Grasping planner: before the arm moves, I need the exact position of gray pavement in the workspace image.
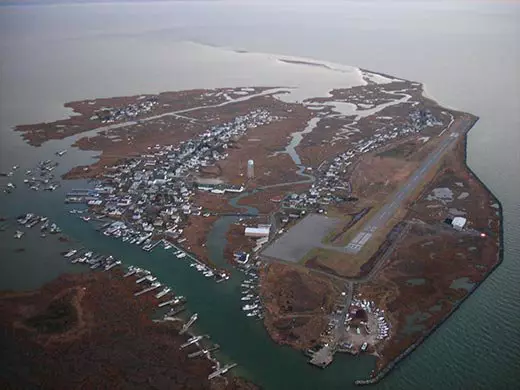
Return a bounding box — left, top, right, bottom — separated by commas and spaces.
262, 214, 340, 263
345, 118, 471, 253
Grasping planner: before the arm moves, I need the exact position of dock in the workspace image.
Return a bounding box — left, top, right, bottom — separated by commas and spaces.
208, 363, 237, 380
166, 305, 186, 317
179, 313, 198, 335
180, 334, 207, 349
143, 240, 161, 252
309, 345, 333, 368
104, 262, 119, 271
158, 298, 177, 308
134, 283, 161, 296
188, 344, 220, 358
123, 269, 137, 278
135, 274, 150, 284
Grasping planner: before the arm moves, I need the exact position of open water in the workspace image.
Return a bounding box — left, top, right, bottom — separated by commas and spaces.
0, 1, 519, 389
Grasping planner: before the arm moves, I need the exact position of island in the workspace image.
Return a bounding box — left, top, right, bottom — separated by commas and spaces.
12, 66, 502, 384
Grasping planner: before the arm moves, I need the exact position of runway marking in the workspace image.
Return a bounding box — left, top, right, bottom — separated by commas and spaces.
345, 128, 463, 253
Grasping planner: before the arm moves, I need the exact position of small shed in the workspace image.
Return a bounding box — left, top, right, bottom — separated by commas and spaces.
452, 217, 467, 231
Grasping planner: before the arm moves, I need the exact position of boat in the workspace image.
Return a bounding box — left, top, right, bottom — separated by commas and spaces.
105, 260, 121, 271
72, 256, 86, 264
155, 287, 171, 299
56, 149, 67, 156
177, 253, 187, 259
64, 249, 77, 258
242, 304, 258, 311
26, 219, 40, 228
14, 230, 24, 239
49, 223, 61, 234
241, 295, 254, 301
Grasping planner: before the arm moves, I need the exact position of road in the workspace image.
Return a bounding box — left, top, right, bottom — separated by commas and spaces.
345, 116, 472, 254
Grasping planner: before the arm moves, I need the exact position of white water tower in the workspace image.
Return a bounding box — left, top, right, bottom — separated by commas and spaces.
247, 159, 255, 179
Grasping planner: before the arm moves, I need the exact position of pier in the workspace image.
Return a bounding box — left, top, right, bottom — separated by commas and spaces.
179, 313, 198, 335
208, 363, 237, 380
188, 344, 220, 358
166, 305, 186, 317
123, 269, 137, 277
104, 262, 119, 271
158, 298, 176, 308
134, 283, 161, 296
135, 274, 150, 284
180, 334, 208, 349
143, 240, 161, 252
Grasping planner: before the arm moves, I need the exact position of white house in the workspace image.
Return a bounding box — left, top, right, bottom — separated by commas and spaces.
452, 217, 467, 231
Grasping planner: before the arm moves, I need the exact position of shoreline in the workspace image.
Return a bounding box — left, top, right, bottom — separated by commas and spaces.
354, 115, 504, 385
5, 77, 503, 387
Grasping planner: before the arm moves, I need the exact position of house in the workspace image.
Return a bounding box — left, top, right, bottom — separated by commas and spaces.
452, 217, 467, 231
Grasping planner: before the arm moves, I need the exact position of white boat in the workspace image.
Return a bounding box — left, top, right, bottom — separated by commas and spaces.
242, 304, 258, 311
177, 253, 186, 259
64, 249, 77, 258
155, 287, 171, 299
14, 230, 24, 239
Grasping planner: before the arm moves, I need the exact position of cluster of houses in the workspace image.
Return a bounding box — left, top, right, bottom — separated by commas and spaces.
72, 109, 278, 252
93, 97, 159, 123
281, 109, 442, 210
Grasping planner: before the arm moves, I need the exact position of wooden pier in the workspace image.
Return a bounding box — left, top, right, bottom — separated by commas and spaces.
208, 363, 237, 380
179, 313, 198, 335
188, 344, 220, 359
134, 283, 161, 296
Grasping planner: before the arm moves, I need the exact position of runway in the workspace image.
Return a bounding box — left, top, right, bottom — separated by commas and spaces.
345, 117, 472, 254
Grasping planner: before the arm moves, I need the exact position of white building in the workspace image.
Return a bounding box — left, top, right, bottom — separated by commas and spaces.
452, 217, 467, 231
245, 226, 270, 238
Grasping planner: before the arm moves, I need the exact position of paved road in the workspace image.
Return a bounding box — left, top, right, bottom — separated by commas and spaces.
345, 117, 472, 254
